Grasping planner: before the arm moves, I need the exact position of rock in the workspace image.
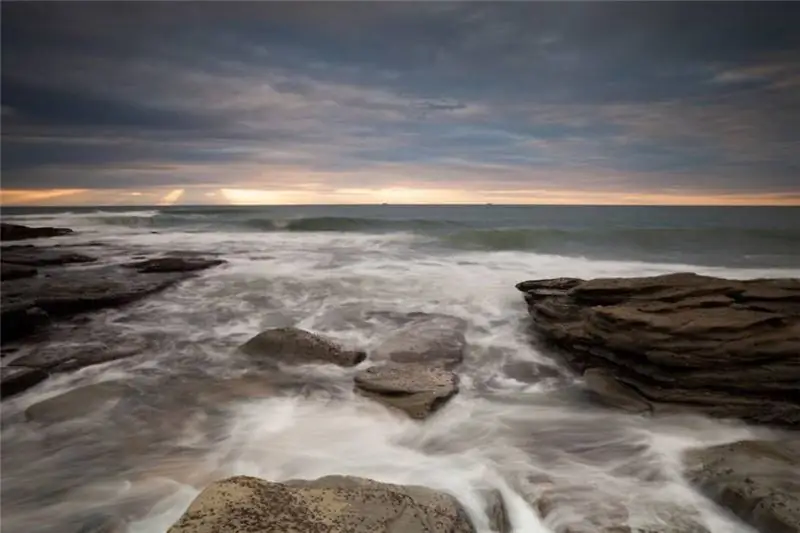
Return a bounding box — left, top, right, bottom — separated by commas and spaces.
0, 366, 48, 398
1, 267, 188, 343
0, 223, 73, 241
24, 381, 133, 423
1, 262, 37, 280
354, 363, 459, 419
684, 439, 800, 533
124, 257, 226, 273
582, 368, 651, 414
1, 248, 96, 266
239, 327, 366, 367
372, 314, 467, 370
516, 273, 800, 427
166, 475, 477, 533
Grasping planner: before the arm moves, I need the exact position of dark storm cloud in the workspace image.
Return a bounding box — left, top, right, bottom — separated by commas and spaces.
1, 1, 799, 198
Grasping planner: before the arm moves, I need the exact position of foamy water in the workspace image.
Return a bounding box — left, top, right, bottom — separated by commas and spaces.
2, 206, 797, 533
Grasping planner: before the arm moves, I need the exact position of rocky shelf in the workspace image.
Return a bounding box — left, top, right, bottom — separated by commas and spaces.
516, 272, 800, 427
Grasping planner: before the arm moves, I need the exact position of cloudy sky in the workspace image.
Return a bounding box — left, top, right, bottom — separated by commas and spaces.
2, 2, 799, 206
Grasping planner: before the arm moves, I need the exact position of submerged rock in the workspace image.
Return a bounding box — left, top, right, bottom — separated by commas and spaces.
1, 262, 37, 281
354, 362, 459, 419
372, 314, 467, 370
1, 267, 188, 345
684, 439, 800, 533
239, 327, 366, 367
24, 381, 134, 423
167, 475, 480, 533
124, 256, 226, 273
1, 248, 97, 266
516, 273, 800, 427
1, 223, 73, 241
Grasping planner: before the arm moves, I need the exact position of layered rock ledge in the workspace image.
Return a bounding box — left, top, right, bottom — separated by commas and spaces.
516, 272, 800, 427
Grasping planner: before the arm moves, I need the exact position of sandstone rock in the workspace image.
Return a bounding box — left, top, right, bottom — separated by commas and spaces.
354, 363, 459, 419
516, 273, 800, 426
1, 223, 73, 241
372, 314, 467, 369
0, 366, 48, 398
1, 262, 37, 280
167, 475, 478, 533
239, 327, 366, 367
124, 257, 226, 273
582, 368, 651, 414
1, 248, 96, 266
1, 267, 188, 344
684, 439, 800, 533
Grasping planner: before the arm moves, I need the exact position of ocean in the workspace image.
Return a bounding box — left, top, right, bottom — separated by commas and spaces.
1, 204, 798, 533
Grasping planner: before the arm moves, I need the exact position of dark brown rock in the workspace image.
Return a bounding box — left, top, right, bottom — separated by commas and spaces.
166, 475, 479, 533
124, 257, 226, 273
354, 362, 459, 419
684, 439, 800, 533
1, 248, 96, 266
1, 262, 37, 281
516, 273, 800, 426
1, 366, 48, 398
1, 223, 73, 241
239, 327, 366, 367
1, 267, 188, 344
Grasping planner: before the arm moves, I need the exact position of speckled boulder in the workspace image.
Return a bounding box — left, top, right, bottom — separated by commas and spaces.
166, 475, 478, 533
239, 327, 366, 368
354, 363, 459, 419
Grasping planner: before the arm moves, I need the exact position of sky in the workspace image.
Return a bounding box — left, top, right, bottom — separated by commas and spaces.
2, 1, 799, 206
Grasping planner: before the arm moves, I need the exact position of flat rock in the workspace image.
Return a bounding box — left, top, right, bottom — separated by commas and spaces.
1, 262, 37, 281
354, 363, 459, 419
516, 273, 800, 427
372, 314, 467, 370
1, 267, 188, 344
24, 381, 134, 423
0, 366, 48, 398
167, 475, 479, 533
1, 223, 73, 241
124, 256, 226, 273
6, 340, 146, 373
239, 327, 366, 367
684, 439, 800, 533
1, 248, 97, 266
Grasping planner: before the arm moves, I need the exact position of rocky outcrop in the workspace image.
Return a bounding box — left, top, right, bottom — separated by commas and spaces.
1, 248, 97, 266
239, 327, 366, 367
354, 363, 459, 419
0, 367, 48, 398
1, 223, 73, 241
1, 262, 37, 281
372, 314, 467, 370
167, 475, 485, 533
1, 267, 188, 344
516, 273, 800, 426
684, 439, 800, 533
124, 257, 226, 273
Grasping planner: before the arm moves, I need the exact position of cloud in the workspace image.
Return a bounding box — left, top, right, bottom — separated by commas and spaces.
1, 2, 799, 204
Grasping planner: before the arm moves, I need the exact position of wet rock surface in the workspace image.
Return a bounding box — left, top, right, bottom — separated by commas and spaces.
1, 248, 97, 266
0, 366, 48, 398
124, 256, 226, 273
239, 327, 366, 367
684, 439, 800, 533
1, 262, 38, 280
516, 272, 800, 427
354, 362, 459, 419
1, 222, 74, 241
372, 313, 467, 370
167, 475, 483, 533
